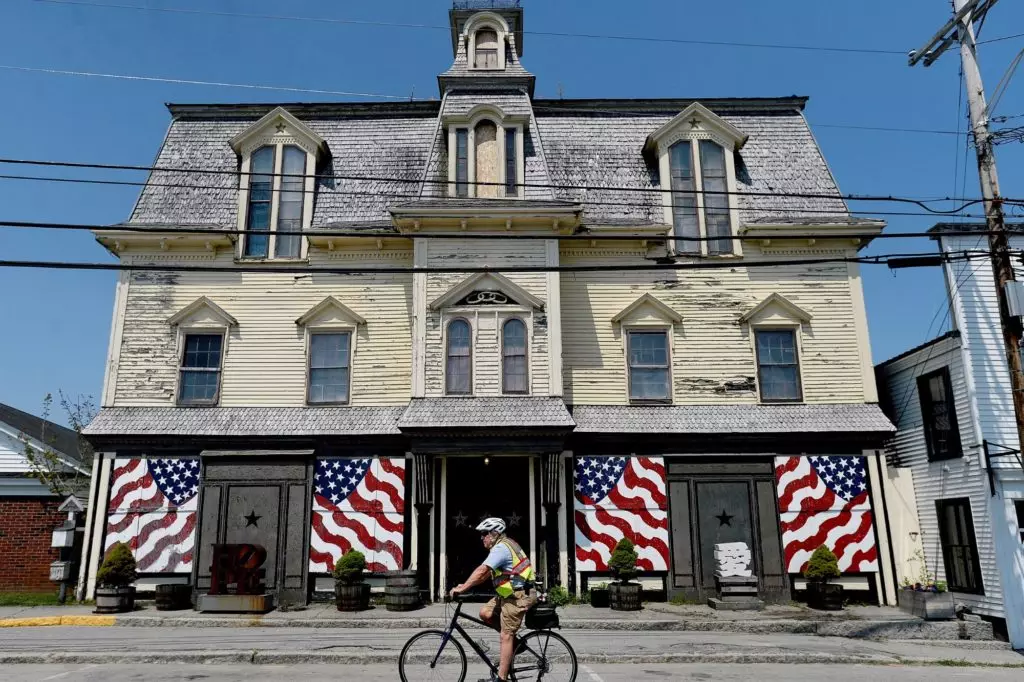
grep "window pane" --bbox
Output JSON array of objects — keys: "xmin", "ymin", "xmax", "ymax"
[
  {"xmin": 630, "ymin": 368, "xmax": 670, "ymax": 400},
  {"xmin": 456, "ymin": 130, "xmax": 469, "ymax": 197},
  {"xmin": 505, "ymin": 129, "xmax": 518, "ymax": 197},
  {"xmin": 310, "ymin": 333, "xmax": 350, "ymax": 369},
  {"xmin": 309, "ymin": 367, "xmax": 350, "ymax": 404},
  {"xmin": 669, "ymin": 141, "xmax": 699, "ymax": 254},
  {"xmin": 502, "ymin": 319, "xmax": 527, "ymax": 394},
  {"xmin": 756, "ymin": 331, "xmax": 797, "ymax": 365},
  {"xmin": 502, "ymin": 319, "xmax": 526, "ymax": 355},
  {"xmin": 245, "ymin": 147, "xmax": 275, "ymax": 258},
  {"xmin": 919, "ymin": 369, "xmax": 962, "ymax": 460},
  {"xmin": 937, "ymin": 499, "xmax": 983, "ymax": 593},
  {"xmin": 179, "ymin": 370, "xmax": 220, "ymax": 403},
  {"xmin": 700, "ymin": 140, "xmax": 733, "ymax": 255},
  {"xmin": 275, "ymin": 146, "xmax": 305, "ymax": 259},
  {"xmin": 755, "ymin": 330, "xmax": 801, "ymax": 401},
  {"xmin": 628, "ymin": 332, "xmax": 668, "ymax": 367},
  {"xmin": 182, "ymin": 334, "xmax": 222, "ymax": 369},
  {"xmin": 759, "ymin": 366, "xmax": 801, "ymax": 401},
  {"xmin": 447, "ymin": 320, "xmax": 472, "ymax": 394}
]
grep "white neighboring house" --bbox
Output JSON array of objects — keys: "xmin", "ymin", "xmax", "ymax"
[
  {"xmin": 0, "ymin": 402, "xmax": 87, "ymax": 497},
  {"xmin": 876, "ymin": 222, "xmax": 1024, "ymax": 648}
]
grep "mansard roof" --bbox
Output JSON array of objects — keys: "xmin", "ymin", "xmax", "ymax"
[{"xmin": 128, "ymin": 96, "xmax": 855, "ymax": 231}]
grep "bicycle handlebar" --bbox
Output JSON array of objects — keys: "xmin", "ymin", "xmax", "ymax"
[{"xmin": 450, "ymin": 592, "xmax": 493, "ymax": 602}]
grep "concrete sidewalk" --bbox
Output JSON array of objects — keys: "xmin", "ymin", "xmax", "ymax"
[{"xmin": 0, "ymin": 601, "xmax": 997, "ymax": 640}]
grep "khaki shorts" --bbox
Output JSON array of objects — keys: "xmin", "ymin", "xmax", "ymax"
[{"xmin": 484, "ymin": 590, "xmax": 538, "ymax": 634}]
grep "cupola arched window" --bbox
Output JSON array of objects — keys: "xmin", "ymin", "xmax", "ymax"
[{"xmin": 474, "ymin": 29, "xmax": 500, "ymax": 69}]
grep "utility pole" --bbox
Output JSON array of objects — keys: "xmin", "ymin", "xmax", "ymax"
[{"xmin": 910, "ymin": 0, "xmax": 1024, "ymax": 454}]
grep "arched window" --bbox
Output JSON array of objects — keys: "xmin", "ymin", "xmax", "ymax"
[
  {"xmin": 669, "ymin": 141, "xmax": 699, "ymax": 255},
  {"xmin": 699, "ymin": 141, "xmax": 731, "ymax": 255},
  {"xmin": 474, "ymin": 29, "xmax": 499, "ymax": 69},
  {"xmin": 502, "ymin": 318, "xmax": 528, "ymax": 394},
  {"xmin": 244, "ymin": 146, "xmax": 275, "ymax": 258},
  {"xmin": 275, "ymin": 146, "xmax": 305, "ymax": 259},
  {"xmin": 475, "ymin": 120, "xmax": 499, "ymax": 198},
  {"xmin": 446, "ymin": 319, "xmax": 472, "ymax": 395}
]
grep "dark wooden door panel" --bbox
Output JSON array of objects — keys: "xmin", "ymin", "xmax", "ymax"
[
  {"xmin": 694, "ymin": 481, "xmax": 755, "ymax": 594},
  {"xmin": 668, "ymin": 481, "xmax": 694, "ymax": 590}
]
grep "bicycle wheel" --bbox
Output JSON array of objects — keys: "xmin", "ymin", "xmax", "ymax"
[
  {"xmin": 512, "ymin": 630, "xmax": 577, "ymax": 682},
  {"xmin": 399, "ymin": 629, "xmax": 468, "ymax": 682}
]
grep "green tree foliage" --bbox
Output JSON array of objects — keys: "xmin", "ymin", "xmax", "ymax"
[
  {"xmin": 21, "ymin": 392, "xmax": 96, "ymax": 497},
  {"xmin": 803, "ymin": 545, "xmax": 841, "ymax": 584},
  {"xmin": 608, "ymin": 538, "xmax": 638, "ymax": 582},
  {"xmin": 333, "ymin": 550, "xmax": 367, "ymax": 585},
  {"xmin": 97, "ymin": 542, "xmax": 138, "ymax": 587}
]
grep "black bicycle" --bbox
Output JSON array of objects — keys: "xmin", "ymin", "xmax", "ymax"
[{"xmin": 398, "ymin": 593, "xmax": 577, "ymax": 681}]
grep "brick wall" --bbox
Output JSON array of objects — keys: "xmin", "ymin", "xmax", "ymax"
[{"xmin": 0, "ymin": 498, "xmax": 64, "ymax": 592}]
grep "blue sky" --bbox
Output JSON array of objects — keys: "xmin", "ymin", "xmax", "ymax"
[{"xmin": 1, "ymin": 0, "xmax": 1022, "ymax": 420}]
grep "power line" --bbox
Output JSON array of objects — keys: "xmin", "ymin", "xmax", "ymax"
[
  {"xmin": 6, "ymin": 219, "xmax": 1023, "ymax": 243},
  {"xmin": 0, "ymin": 251, "xmax": 994, "ymax": 277},
  {"xmin": 0, "ymin": 156, "xmax": 1011, "ymax": 212}
]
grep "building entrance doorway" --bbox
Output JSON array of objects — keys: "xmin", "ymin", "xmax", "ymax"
[{"xmin": 444, "ymin": 457, "xmax": 531, "ymax": 594}]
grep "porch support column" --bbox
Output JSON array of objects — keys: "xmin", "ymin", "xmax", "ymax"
[
  {"xmin": 414, "ymin": 454, "xmax": 435, "ymax": 601},
  {"xmin": 542, "ymin": 452, "xmax": 562, "ymax": 588}
]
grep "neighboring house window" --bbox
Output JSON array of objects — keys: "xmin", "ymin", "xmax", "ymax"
[
  {"xmin": 243, "ymin": 144, "xmax": 308, "ymax": 260},
  {"xmin": 474, "ymin": 29, "xmax": 499, "ymax": 69},
  {"xmin": 178, "ymin": 334, "xmax": 224, "ymax": 405},
  {"xmin": 1016, "ymin": 500, "xmax": 1024, "ymax": 545},
  {"xmin": 446, "ymin": 319, "xmax": 472, "ymax": 395},
  {"xmin": 276, "ymin": 146, "xmax": 305, "ymax": 259},
  {"xmin": 505, "ymin": 128, "xmax": 518, "ymax": 198},
  {"xmin": 308, "ymin": 333, "xmax": 351, "ymax": 405},
  {"xmin": 456, "ymin": 129, "xmax": 469, "ymax": 198},
  {"xmin": 244, "ymin": 146, "xmax": 275, "ymax": 258},
  {"xmin": 700, "ymin": 140, "xmax": 731, "ymax": 255},
  {"xmin": 627, "ymin": 330, "xmax": 671, "ymax": 402},
  {"xmin": 936, "ymin": 498, "xmax": 984, "ymax": 594},
  {"xmin": 502, "ymin": 318, "xmax": 528, "ymax": 394},
  {"xmin": 755, "ymin": 329, "xmax": 802, "ymax": 402},
  {"xmin": 669, "ymin": 141, "xmax": 699, "ymax": 255},
  {"xmin": 918, "ymin": 368, "xmax": 962, "ymax": 462}
]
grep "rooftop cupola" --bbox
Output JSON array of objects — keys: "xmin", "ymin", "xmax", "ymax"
[{"xmin": 440, "ymin": 1, "xmax": 535, "ymax": 96}]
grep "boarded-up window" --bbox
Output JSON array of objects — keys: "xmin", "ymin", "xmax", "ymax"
[
  {"xmin": 446, "ymin": 319, "xmax": 472, "ymax": 395},
  {"xmin": 475, "ymin": 121, "xmax": 499, "ymax": 198},
  {"xmin": 669, "ymin": 141, "xmax": 699, "ymax": 254},
  {"xmin": 918, "ymin": 368, "xmax": 962, "ymax": 461},
  {"xmin": 474, "ymin": 29, "xmax": 499, "ymax": 69}
]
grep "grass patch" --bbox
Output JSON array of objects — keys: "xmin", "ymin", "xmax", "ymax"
[
  {"xmin": 0, "ymin": 592, "xmax": 62, "ymax": 607},
  {"xmin": 668, "ymin": 594, "xmax": 703, "ymax": 606}
]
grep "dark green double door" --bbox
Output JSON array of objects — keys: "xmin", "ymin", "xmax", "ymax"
[{"xmin": 667, "ymin": 461, "xmax": 788, "ymax": 602}]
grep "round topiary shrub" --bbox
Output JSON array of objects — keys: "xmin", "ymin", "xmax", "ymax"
[
  {"xmin": 333, "ymin": 549, "xmax": 368, "ymax": 585},
  {"xmin": 608, "ymin": 538, "xmax": 638, "ymax": 583},
  {"xmin": 804, "ymin": 545, "xmax": 841, "ymax": 584},
  {"xmin": 97, "ymin": 542, "xmax": 138, "ymax": 587}
]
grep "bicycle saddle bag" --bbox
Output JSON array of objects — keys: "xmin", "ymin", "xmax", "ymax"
[{"xmin": 525, "ymin": 603, "xmax": 559, "ymax": 630}]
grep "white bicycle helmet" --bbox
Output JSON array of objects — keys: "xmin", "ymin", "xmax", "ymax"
[{"xmin": 475, "ymin": 517, "xmax": 506, "ymax": 534}]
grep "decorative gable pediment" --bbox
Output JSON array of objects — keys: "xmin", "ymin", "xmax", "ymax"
[
  {"xmin": 739, "ymin": 293, "xmax": 812, "ymax": 325},
  {"xmin": 167, "ymin": 297, "xmax": 237, "ymax": 328},
  {"xmin": 644, "ymin": 102, "xmax": 749, "ymax": 155},
  {"xmin": 229, "ymin": 107, "xmax": 327, "ymax": 157},
  {"xmin": 429, "ymin": 272, "xmax": 544, "ymax": 311},
  {"xmin": 611, "ymin": 293, "xmax": 682, "ymax": 325},
  {"xmin": 295, "ymin": 296, "xmax": 366, "ymax": 327}
]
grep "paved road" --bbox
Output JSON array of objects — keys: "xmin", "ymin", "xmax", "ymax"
[
  {"xmin": 0, "ymin": 663, "xmax": 1020, "ymax": 681},
  {"xmin": 1, "ymin": 627, "xmax": 1020, "ymax": 666}
]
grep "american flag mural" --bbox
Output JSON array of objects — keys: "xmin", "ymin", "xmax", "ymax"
[
  {"xmin": 774, "ymin": 456, "xmax": 879, "ymax": 573},
  {"xmin": 104, "ymin": 458, "xmax": 200, "ymax": 573},
  {"xmin": 574, "ymin": 456, "xmax": 669, "ymax": 572},
  {"xmin": 309, "ymin": 457, "xmax": 406, "ymax": 573}
]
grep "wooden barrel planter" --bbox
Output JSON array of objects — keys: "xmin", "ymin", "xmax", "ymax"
[
  {"xmin": 155, "ymin": 584, "xmax": 193, "ymax": 611},
  {"xmin": 94, "ymin": 586, "xmax": 136, "ymax": 614},
  {"xmin": 609, "ymin": 582, "xmax": 641, "ymax": 611},
  {"xmin": 336, "ymin": 582, "xmax": 371, "ymax": 612},
  {"xmin": 385, "ymin": 570, "xmax": 422, "ymax": 612}
]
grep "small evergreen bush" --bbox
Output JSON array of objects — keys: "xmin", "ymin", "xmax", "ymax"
[
  {"xmin": 333, "ymin": 550, "xmax": 367, "ymax": 585},
  {"xmin": 803, "ymin": 545, "xmax": 840, "ymax": 584},
  {"xmin": 608, "ymin": 538, "xmax": 638, "ymax": 582},
  {"xmin": 97, "ymin": 542, "xmax": 137, "ymax": 587}
]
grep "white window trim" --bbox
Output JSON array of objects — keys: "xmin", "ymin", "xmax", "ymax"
[
  {"xmin": 658, "ymin": 136, "xmax": 742, "ymax": 258},
  {"xmin": 465, "ymin": 13, "xmax": 510, "ymax": 72},
  {"xmin": 237, "ymin": 143, "xmax": 316, "ymax": 261},
  {"xmin": 447, "ymin": 114, "xmax": 525, "ymax": 199},
  {"xmin": 748, "ymin": 323, "xmax": 806, "ymax": 404},
  {"xmin": 173, "ymin": 326, "xmax": 228, "ymax": 407},
  {"xmin": 304, "ymin": 326, "xmax": 357, "ymax": 406},
  {"xmin": 621, "ymin": 323, "xmax": 675, "ymax": 405}
]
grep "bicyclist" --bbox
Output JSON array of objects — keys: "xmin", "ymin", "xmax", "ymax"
[{"xmin": 449, "ymin": 517, "xmax": 538, "ymax": 682}]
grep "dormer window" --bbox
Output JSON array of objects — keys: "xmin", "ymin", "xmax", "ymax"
[
  {"xmin": 646, "ymin": 102, "xmax": 748, "ymax": 258},
  {"xmin": 445, "ymin": 106, "xmax": 525, "ymax": 199},
  {"xmin": 474, "ymin": 29, "xmax": 499, "ymax": 69},
  {"xmin": 229, "ymin": 107, "xmax": 326, "ymax": 262}
]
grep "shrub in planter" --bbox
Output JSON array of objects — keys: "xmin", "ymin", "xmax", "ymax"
[
  {"xmin": 804, "ymin": 545, "xmax": 843, "ymax": 611},
  {"xmin": 333, "ymin": 550, "xmax": 370, "ymax": 612},
  {"xmin": 608, "ymin": 539, "xmax": 641, "ymax": 611},
  {"xmin": 95, "ymin": 542, "xmax": 138, "ymax": 614}
]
